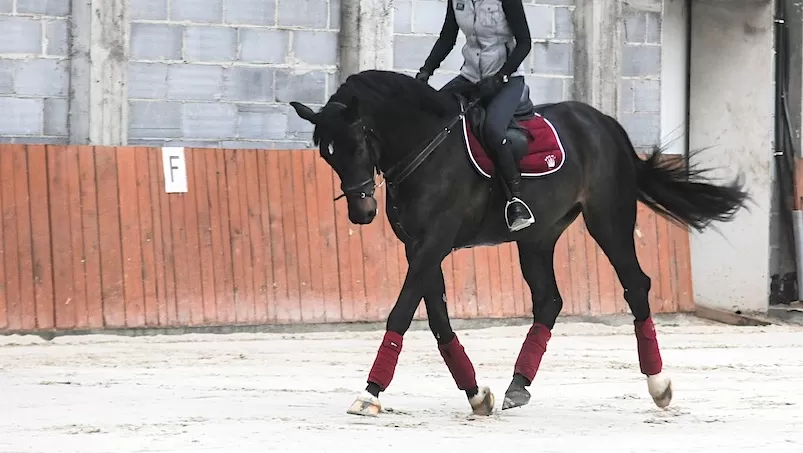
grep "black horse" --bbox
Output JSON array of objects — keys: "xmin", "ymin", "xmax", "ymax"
[{"xmin": 290, "ymin": 69, "xmax": 748, "ymax": 417}]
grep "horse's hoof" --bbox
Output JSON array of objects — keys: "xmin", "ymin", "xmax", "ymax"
[
  {"xmin": 469, "ymin": 385, "xmax": 495, "ymax": 416},
  {"xmin": 647, "ymin": 372, "xmax": 673, "ymax": 409},
  {"xmin": 346, "ymin": 390, "xmax": 382, "ymax": 417},
  {"xmin": 502, "ymin": 383, "xmax": 531, "ymax": 410}
]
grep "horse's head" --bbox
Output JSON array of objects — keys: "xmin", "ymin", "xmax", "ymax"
[{"xmin": 290, "ymin": 99, "xmax": 379, "ymax": 225}]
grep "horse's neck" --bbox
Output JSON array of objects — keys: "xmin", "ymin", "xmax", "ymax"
[{"xmin": 372, "ymin": 110, "xmax": 454, "ymax": 170}]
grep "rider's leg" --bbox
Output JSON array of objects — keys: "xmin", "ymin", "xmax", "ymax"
[
  {"xmin": 483, "ymin": 76, "xmax": 535, "ymax": 232},
  {"xmin": 439, "ymin": 75, "xmax": 474, "ymax": 95}
]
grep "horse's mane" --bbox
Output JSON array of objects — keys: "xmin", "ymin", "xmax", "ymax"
[
  {"xmin": 335, "ymin": 70, "xmax": 458, "ymax": 118},
  {"xmin": 312, "ymin": 70, "xmax": 460, "ymax": 147}
]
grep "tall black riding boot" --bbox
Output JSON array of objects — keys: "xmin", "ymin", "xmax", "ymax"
[{"xmin": 493, "ymin": 138, "xmax": 535, "ymax": 232}]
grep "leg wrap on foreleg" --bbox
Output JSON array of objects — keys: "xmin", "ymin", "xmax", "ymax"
[
  {"xmin": 634, "ymin": 317, "xmax": 663, "ymax": 375},
  {"xmin": 438, "ymin": 334, "xmax": 478, "ymax": 390},
  {"xmin": 367, "ymin": 331, "xmax": 404, "ymax": 390},
  {"xmin": 513, "ymin": 323, "xmax": 552, "ymax": 383}
]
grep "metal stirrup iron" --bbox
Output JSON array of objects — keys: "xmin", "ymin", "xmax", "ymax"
[{"xmin": 504, "ymin": 197, "xmax": 535, "ymax": 232}]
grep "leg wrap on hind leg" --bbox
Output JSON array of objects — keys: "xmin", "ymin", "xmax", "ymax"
[
  {"xmin": 438, "ymin": 334, "xmax": 477, "ymax": 390},
  {"xmin": 514, "ymin": 323, "xmax": 552, "ymax": 383},
  {"xmin": 634, "ymin": 317, "xmax": 663, "ymax": 375},
  {"xmin": 368, "ymin": 331, "xmax": 404, "ymax": 390}
]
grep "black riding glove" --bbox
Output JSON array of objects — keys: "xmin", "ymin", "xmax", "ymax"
[
  {"xmin": 477, "ymin": 73, "xmax": 506, "ymax": 100},
  {"xmin": 415, "ymin": 68, "xmax": 431, "ymax": 83}
]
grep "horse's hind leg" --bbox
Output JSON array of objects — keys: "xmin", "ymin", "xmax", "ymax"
[
  {"xmin": 503, "ymin": 239, "xmax": 565, "ymax": 410},
  {"xmin": 422, "ymin": 268, "xmax": 494, "ymax": 415},
  {"xmin": 581, "ymin": 197, "xmax": 673, "ymax": 409}
]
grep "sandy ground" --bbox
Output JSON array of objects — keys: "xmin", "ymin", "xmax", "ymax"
[{"xmin": 1, "ymin": 316, "xmax": 802, "ymax": 453}]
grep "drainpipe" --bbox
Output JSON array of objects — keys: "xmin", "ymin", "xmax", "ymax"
[
  {"xmin": 791, "ymin": 0, "xmax": 803, "ymax": 300},
  {"xmin": 774, "ymin": 0, "xmax": 801, "ymax": 302},
  {"xmin": 794, "ymin": 211, "xmax": 803, "ymax": 299},
  {"xmin": 684, "ymin": 0, "xmax": 692, "ymax": 174}
]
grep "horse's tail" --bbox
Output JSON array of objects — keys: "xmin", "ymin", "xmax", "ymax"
[{"xmin": 608, "ymin": 117, "xmax": 750, "ymax": 232}]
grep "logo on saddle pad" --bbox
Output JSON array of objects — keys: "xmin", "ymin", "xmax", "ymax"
[{"xmin": 544, "ymin": 154, "xmax": 557, "ymax": 169}]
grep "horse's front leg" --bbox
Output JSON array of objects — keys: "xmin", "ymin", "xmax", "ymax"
[
  {"xmin": 422, "ymin": 267, "xmax": 494, "ymax": 416},
  {"xmin": 346, "ymin": 239, "xmax": 454, "ymax": 417},
  {"xmin": 503, "ymin": 242, "xmax": 564, "ymax": 410}
]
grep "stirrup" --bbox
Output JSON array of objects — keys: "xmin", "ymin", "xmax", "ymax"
[{"xmin": 504, "ymin": 197, "xmax": 535, "ymax": 232}]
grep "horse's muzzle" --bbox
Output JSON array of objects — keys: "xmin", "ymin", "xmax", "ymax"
[{"xmin": 347, "ymin": 195, "xmax": 378, "ymax": 224}]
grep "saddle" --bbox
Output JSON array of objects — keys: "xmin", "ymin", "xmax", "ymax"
[{"xmin": 457, "ymin": 93, "xmax": 536, "ymax": 163}]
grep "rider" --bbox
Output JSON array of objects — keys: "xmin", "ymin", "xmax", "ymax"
[{"xmin": 415, "ymin": 0, "xmax": 535, "ymax": 232}]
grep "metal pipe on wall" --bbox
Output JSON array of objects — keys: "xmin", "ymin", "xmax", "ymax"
[
  {"xmin": 794, "ymin": 210, "xmax": 803, "ymax": 299},
  {"xmin": 772, "ymin": 0, "xmax": 800, "ymax": 303},
  {"xmin": 684, "ymin": 0, "xmax": 692, "ymax": 174}
]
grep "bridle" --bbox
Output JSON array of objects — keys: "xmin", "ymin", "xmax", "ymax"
[
  {"xmin": 330, "ymin": 97, "xmax": 480, "ymax": 201},
  {"xmin": 331, "ymin": 117, "xmax": 384, "ymax": 201},
  {"xmin": 333, "ymin": 175, "xmax": 377, "ymax": 201}
]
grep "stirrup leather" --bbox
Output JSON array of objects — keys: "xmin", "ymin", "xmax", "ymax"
[{"xmin": 504, "ymin": 197, "xmax": 535, "ymax": 231}]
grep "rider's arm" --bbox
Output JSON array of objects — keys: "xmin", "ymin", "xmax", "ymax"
[
  {"xmin": 498, "ymin": 0, "xmax": 532, "ymax": 77},
  {"xmin": 421, "ymin": 0, "xmax": 459, "ymax": 74}
]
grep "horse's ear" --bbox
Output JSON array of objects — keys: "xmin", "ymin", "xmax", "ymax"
[{"xmin": 290, "ymin": 101, "xmax": 318, "ymax": 124}]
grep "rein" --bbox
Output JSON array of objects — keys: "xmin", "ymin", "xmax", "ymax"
[{"xmin": 333, "ymin": 97, "xmax": 479, "ymax": 201}]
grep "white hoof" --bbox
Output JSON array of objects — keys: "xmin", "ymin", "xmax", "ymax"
[
  {"xmin": 346, "ymin": 390, "xmax": 382, "ymax": 417},
  {"xmin": 646, "ymin": 372, "xmax": 673, "ymax": 408},
  {"xmin": 468, "ymin": 385, "xmax": 495, "ymax": 416}
]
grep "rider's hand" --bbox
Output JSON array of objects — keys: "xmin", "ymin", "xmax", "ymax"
[{"xmin": 415, "ymin": 69, "xmax": 431, "ymax": 83}]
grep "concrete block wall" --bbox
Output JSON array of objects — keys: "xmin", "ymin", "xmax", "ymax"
[
  {"xmin": 127, "ymin": 0, "xmax": 341, "ymax": 149},
  {"xmin": 0, "ymin": 0, "xmax": 70, "ymax": 144},
  {"xmin": 619, "ymin": 2, "xmax": 662, "ymax": 148},
  {"xmin": 392, "ymin": 0, "xmax": 575, "ymax": 104},
  {"xmin": 0, "ymin": 0, "xmax": 668, "ymax": 148}
]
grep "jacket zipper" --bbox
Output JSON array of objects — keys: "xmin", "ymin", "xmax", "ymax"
[{"xmin": 471, "ymin": 0, "xmax": 482, "ymax": 78}]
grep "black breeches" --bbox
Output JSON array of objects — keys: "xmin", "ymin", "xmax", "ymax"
[{"xmin": 483, "ymin": 76, "xmax": 525, "ymax": 147}]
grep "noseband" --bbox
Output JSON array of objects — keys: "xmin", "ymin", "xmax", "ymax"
[{"xmin": 334, "ymin": 175, "xmax": 376, "ymax": 201}]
